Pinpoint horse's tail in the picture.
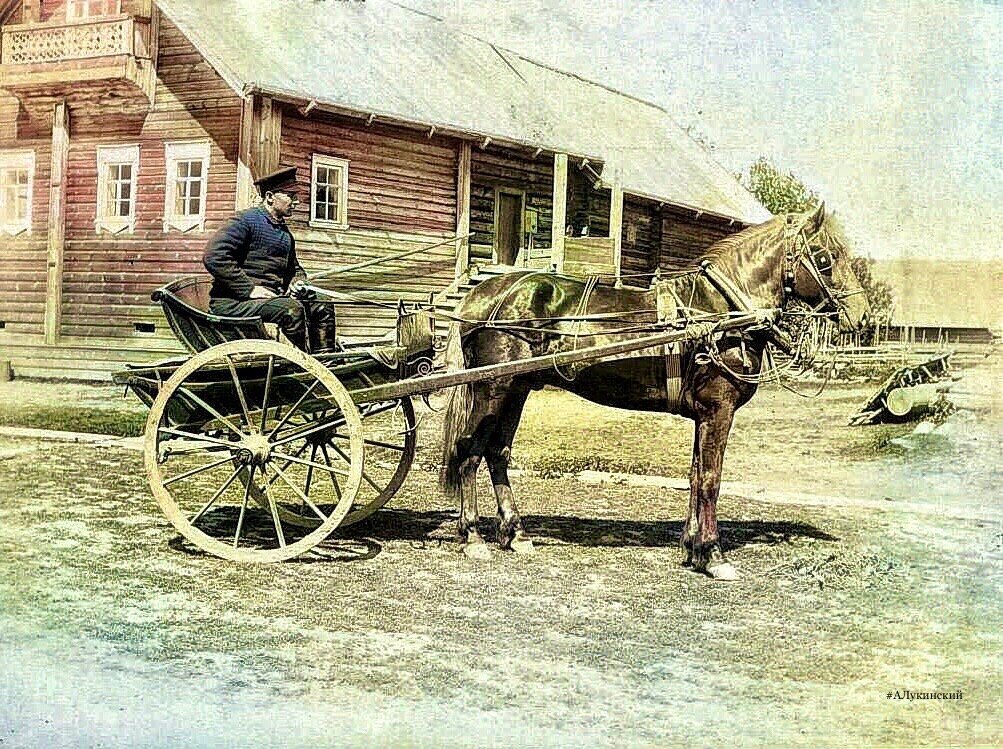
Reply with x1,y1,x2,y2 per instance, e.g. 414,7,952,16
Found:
440,322,472,498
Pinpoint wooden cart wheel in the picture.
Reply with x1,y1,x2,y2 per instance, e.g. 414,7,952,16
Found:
250,397,417,529
144,340,363,562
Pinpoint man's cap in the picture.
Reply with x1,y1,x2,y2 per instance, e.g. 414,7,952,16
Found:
254,166,299,196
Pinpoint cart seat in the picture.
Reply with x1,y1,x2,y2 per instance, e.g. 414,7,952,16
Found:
153,276,272,353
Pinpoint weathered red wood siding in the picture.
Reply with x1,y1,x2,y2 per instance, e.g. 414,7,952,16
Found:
0,95,51,336
658,206,738,272
469,148,553,260
282,110,457,235
58,16,241,345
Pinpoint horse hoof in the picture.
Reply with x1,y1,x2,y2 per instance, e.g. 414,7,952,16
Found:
509,533,535,555
706,562,739,581
463,542,492,561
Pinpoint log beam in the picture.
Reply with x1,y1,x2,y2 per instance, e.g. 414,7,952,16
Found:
454,140,472,277
255,96,282,175
235,96,255,209
44,100,69,345
550,152,568,272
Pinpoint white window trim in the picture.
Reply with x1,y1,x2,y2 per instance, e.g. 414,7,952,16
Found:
309,154,349,230
163,141,211,233
95,144,139,235
0,150,34,237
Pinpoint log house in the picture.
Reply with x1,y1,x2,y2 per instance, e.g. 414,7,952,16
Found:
0,0,769,379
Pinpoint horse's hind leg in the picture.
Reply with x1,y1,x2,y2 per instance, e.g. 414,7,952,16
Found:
485,386,533,553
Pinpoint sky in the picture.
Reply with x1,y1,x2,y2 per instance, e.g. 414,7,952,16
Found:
411,0,1001,262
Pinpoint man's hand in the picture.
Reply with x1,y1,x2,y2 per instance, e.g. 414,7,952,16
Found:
249,285,277,300
288,280,316,300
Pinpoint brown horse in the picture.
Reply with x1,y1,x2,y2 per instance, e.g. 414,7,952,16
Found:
440,204,869,579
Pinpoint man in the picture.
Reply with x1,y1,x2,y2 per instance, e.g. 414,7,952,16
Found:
203,166,337,352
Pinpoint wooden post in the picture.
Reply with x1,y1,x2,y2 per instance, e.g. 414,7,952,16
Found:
235,96,255,209
454,140,471,278
21,0,40,23
45,100,69,346
256,96,282,175
609,161,624,286
551,152,568,273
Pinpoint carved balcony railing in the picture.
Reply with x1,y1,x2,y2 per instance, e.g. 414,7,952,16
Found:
1,15,145,65
0,15,153,103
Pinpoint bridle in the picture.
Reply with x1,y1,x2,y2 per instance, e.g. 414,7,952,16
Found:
781,218,857,317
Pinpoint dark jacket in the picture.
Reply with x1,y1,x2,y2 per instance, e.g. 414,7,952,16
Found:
203,207,305,300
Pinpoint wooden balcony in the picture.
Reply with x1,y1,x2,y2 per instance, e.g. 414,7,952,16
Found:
0,14,154,104
564,236,615,277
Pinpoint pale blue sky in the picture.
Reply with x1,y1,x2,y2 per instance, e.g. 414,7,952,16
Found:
414,0,1001,261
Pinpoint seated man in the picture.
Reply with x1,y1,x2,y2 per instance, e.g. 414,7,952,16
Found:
203,166,337,352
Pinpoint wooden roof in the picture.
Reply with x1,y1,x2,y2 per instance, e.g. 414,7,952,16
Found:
153,0,771,224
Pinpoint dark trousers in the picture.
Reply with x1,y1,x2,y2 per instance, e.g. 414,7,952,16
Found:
210,296,337,352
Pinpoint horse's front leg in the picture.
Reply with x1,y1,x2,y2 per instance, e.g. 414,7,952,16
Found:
690,405,738,580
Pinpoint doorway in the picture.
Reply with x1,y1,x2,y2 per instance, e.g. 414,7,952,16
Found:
493,188,525,265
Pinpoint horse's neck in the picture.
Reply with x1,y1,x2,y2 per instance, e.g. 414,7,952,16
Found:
704,228,787,311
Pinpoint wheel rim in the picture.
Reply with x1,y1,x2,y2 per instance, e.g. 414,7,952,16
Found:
144,340,363,562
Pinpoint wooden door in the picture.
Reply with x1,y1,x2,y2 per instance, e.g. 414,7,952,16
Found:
494,190,523,265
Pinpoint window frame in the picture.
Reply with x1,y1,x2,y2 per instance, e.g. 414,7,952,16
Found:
163,141,211,233
66,0,121,21
309,154,349,230
95,144,139,235
0,150,34,238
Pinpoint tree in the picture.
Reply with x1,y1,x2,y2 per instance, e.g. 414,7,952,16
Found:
741,157,894,325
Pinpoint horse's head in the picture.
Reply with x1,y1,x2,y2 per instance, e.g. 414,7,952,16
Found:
781,203,870,332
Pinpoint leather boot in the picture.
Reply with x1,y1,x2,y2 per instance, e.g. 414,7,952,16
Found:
308,304,339,353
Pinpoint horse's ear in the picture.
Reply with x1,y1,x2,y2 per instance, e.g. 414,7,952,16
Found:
805,202,826,234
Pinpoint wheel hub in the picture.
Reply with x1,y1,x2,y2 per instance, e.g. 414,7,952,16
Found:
239,433,272,465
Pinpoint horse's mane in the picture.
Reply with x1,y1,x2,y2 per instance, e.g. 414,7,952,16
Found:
699,215,783,265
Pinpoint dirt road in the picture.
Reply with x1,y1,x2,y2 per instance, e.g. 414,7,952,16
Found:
0,358,999,747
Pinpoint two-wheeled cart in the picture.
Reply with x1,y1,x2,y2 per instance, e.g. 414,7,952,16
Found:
114,275,775,562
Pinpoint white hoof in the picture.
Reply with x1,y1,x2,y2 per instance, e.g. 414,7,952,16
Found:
463,541,492,561
707,562,739,581
509,535,536,555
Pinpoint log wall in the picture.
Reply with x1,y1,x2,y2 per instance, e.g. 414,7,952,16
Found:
659,206,738,272
620,195,661,285
0,94,51,336
281,110,457,235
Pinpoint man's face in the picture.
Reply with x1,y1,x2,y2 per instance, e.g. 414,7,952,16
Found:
267,190,299,218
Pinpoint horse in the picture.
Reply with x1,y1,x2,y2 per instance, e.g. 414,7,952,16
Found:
440,203,870,580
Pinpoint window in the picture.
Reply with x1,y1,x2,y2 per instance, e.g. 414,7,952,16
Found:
310,154,349,229
0,150,33,237
67,0,120,21
164,141,210,233
96,144,139,234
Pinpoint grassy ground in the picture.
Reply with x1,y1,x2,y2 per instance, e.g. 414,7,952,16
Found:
0,361,999,747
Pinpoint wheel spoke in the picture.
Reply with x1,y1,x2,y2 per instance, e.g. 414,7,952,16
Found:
329,441,380,493
260,354,275,433
191,464,245,525
261,441,310,490
272,462,330,523
163,453,235,486
361,437,407,452
233,465,255,548
259,467,286,548
302,443,318,507
226,355,255,431
271,417,344,449
319,443,342,500
159,427,238,450
178,385,245,438
271,449,351,478
270,379,322,437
